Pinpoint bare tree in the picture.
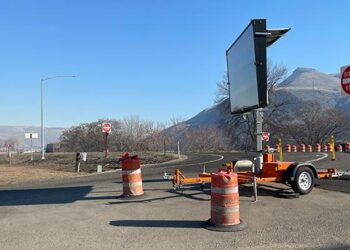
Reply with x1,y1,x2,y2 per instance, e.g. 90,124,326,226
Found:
217,61,289,150
214,72,229,104
183,127,223,152
59,119,122,152
280,101,350,145
169,116,186,126
266,60,288,93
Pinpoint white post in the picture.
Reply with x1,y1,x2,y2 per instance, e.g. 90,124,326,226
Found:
30,136,34,161
177,140,180,159
41,79,45,159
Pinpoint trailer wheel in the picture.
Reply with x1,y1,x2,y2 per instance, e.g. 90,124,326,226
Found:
291,167,314,195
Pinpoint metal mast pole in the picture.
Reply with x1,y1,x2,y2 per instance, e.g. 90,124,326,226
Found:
253,108,263,201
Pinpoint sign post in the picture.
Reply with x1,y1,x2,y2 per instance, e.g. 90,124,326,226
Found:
25,133,38,161
102,123,112,158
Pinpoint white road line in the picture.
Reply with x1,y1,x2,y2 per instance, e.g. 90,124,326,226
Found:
175,153,225,167
306,153,328,163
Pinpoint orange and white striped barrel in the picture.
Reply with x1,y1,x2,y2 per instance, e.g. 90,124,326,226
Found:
210,170,240,226
327,143,332,152
315,144,321,152
300,144,305,152
337,144,343,152
292,145,297,152
121,153,144,197
307,145,312,152
345,143,350,151
285,144,291,152
323,144,328,152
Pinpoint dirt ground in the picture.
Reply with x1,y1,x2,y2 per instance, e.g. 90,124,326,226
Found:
0,152,176,186
0,165,77,186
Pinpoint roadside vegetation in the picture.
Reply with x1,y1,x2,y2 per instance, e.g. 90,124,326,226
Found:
0,152,175,173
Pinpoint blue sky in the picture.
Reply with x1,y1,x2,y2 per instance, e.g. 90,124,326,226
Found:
1,0,349,127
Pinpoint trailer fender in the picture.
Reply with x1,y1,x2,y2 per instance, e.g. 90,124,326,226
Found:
284,162,318,183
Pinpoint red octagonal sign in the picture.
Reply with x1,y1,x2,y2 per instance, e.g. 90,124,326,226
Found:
341,66,350,95
262,132,270,142
102,123,112,134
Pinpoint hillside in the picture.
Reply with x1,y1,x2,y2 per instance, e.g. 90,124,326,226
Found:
184,67,345,130
0,126,65,151
163,67,347,149
277,67,342,107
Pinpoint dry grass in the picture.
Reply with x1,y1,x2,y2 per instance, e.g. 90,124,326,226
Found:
0,165,76,186
0,151,175,186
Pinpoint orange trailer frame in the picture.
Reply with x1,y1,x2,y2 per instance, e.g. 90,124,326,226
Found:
169,153,336,195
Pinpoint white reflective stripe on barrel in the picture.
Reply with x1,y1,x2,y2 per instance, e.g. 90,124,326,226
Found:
123,181,142,188
122,169,141,175
211,186,238,194
211,205,239,213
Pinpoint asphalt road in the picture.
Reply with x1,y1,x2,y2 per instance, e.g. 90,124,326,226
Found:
0,152,349,249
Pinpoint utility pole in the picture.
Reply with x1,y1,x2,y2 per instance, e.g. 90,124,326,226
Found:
41,75,77,160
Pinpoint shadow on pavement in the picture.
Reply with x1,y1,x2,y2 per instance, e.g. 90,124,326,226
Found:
0,186,95,206
238,183,298,199
316,179,350,194
108,190,210,205
109,219,202,229
317,245,350,250
114,178,167,184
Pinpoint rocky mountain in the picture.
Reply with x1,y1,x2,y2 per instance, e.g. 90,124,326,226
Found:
277,67,342,107
183,67,346,130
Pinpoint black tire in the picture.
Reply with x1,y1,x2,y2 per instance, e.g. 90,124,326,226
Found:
291,167,314,195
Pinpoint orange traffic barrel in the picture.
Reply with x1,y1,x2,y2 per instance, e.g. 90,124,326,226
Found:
307,145,312,152
263,153,275,163
203,169,247,232
315,144,321,152
337,144,343,152
327,143,332,152
300,144,306,152
345,143,350,151
323,144,328,152
292,144,297,152
285,144,291,152
120,152,144,198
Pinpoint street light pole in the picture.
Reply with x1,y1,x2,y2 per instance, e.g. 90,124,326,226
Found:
41,75,77,160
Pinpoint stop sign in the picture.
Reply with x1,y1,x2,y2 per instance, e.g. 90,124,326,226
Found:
102,123,112,134
262,132,270,141
341,65,350,95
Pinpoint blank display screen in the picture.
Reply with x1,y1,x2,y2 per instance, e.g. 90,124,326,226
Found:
227,23,258,113
226,20,267,114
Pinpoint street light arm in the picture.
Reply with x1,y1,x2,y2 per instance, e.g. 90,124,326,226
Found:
41,75,77,82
